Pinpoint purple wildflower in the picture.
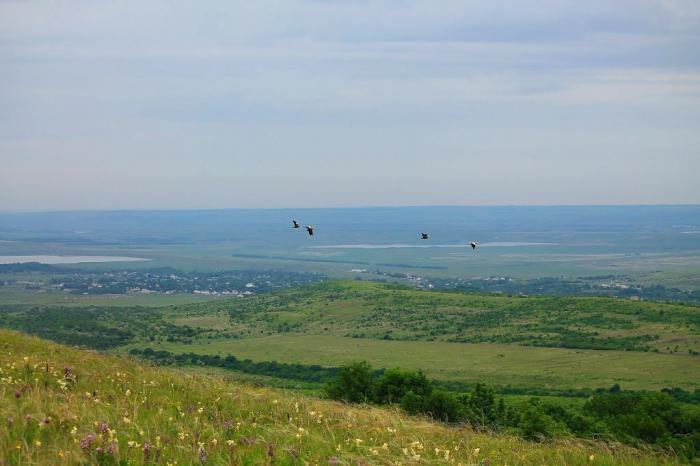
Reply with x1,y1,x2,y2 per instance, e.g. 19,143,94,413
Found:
80,433,96,450
198,446,207,463
143,441,152,462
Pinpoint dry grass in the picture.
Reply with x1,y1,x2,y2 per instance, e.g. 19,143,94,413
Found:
0,330,681,465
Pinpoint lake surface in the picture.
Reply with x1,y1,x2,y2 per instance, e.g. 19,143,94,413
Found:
0,255,149,264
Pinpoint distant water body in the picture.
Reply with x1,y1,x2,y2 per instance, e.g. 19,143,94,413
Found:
0,255,149,264
309,242,557,249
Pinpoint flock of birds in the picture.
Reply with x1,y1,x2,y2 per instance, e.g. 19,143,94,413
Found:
292,220,479,250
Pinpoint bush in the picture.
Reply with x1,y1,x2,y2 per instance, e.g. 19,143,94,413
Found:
374,368,432,404
325,361,375,403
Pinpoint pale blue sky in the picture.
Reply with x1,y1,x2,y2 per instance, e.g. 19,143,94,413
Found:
1,0,699,211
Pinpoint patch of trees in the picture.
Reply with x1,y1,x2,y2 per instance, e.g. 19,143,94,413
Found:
0,304,210,349
325,362,700,459
129,347,380,384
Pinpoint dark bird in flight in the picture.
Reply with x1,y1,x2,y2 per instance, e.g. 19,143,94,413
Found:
292,220,301,229
470,241,478,250
420,233,430,240
306,225,315,236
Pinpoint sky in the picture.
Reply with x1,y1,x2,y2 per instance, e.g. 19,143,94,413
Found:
1,0,699,211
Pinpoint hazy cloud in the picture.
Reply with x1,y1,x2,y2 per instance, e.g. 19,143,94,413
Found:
1,0,699,210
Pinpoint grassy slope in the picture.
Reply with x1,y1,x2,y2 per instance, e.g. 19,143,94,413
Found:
0,330,679,466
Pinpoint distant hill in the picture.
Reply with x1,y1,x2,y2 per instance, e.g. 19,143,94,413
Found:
0,329,680,465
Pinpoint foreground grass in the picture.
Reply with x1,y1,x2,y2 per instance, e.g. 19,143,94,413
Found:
0,330,680,465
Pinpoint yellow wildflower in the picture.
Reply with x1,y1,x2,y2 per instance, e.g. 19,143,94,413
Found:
35,440,42,447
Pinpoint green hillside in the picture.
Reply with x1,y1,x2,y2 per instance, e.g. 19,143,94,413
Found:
0,329,682,465
2,280,699,393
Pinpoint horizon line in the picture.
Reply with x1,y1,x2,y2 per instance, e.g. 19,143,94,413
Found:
1,203,700,216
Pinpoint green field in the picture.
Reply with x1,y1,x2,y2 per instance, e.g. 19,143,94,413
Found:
133,334,700,391
171,280,700,354
0,285,218,306
3,279,699,393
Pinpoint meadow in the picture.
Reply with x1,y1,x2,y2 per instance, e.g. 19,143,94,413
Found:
2,280,699,393
144,334,699,392
0,329,684,465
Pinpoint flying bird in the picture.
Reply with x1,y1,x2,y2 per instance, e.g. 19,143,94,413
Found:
306,225,315,236
470,241,478,250
292,220,301,229
420,233,430,240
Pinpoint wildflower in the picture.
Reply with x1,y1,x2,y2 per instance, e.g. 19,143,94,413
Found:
211,438,218,446
267,443,276,460
370,448,379,455
226,439,236,447
382,442,388,450
70,426,78,435
100,422,109,433
197,407,204,414
80,433,96,450
123,417,131,424
589,455,595,462
96,447,105,455
35,440,42,447
198,445,207,463
473,447,480,456
178,432,187,440
329,457,340,465
156,436,161,447
272,399,279,404
387,427,396,433
57,450,65,458
354,438,363,446
143,441,152,462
